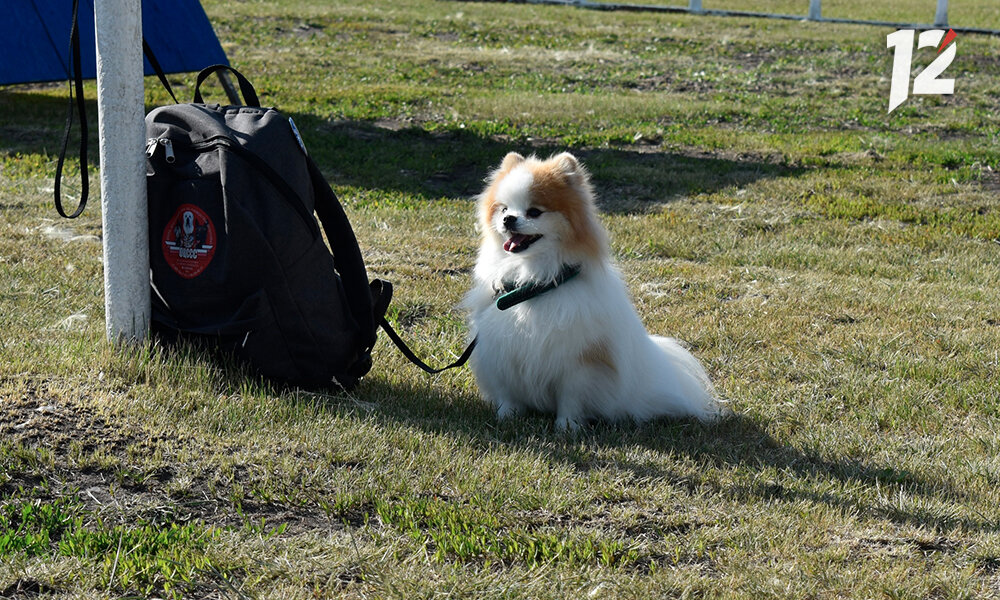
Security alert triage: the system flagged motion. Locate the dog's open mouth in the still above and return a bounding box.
[503,233,542,253]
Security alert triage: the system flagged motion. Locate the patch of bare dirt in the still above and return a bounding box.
[0,380,343,536]
[0,579,59,599]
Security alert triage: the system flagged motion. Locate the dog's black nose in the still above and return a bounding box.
[503,215,518,230]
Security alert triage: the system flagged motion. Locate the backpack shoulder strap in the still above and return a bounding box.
[308,168,475,374]
[142,39,178,104]
[308,158,378,352]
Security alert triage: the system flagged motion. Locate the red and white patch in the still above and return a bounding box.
[162,204,216,279]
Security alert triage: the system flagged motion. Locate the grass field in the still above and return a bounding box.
[2,0,1000,597]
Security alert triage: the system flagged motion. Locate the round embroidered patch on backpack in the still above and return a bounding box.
[162,204,216,279]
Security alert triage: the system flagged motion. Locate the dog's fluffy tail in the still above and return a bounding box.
[649,336,727,422]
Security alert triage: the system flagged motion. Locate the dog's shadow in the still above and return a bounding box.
[329,374,983,534]
[141,336,979,535]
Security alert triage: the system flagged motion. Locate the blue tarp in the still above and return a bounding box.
[1,0,228,85]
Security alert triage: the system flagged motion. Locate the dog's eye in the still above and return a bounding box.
[498,205,508,214]
[526,207,543,218]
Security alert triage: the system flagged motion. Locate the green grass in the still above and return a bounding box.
[0,497,221,598]
[2,0,1000,597]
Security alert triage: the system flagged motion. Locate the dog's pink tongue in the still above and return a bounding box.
[504,234,527,253]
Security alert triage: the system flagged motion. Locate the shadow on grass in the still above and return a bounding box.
[0,88,94,158]
[292,113,805,213]
[343,374,989,534]
[0,89,804,214]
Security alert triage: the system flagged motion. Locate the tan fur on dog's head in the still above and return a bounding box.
[478,152,606,261]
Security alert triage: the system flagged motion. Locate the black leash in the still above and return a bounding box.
[371,279,475,374]
[54,1,179,219]
[54,0,88,219]
[380,317,477,375]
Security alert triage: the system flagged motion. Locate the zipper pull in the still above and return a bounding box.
[145,138,159,158]
[160,138,175,163]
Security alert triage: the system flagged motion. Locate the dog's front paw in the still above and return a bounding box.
[495,400,524,421]
[554,415,582,434]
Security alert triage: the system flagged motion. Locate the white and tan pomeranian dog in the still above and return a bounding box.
[464,152,726,431]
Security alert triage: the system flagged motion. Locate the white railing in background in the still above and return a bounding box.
[787,0,950,26]
[474,0,999,36]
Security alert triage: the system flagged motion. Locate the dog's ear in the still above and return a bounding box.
[487,152,526,185]
[553,152,588,185]
[500,152,525,172]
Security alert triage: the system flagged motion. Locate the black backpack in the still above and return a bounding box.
[55,52,474,386]
[144,66,390,389]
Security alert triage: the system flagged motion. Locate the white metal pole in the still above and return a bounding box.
[808,0,821,20]
[934,0,948,26]
[94,0,149,343]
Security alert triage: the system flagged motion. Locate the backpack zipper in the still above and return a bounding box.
[145,137,175,163]
[148,134,240,158]
[161,138,175,163]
